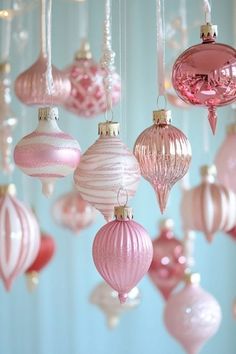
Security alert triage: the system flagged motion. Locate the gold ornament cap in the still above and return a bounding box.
[114,206,133,221]
[227,123,236,134]
[200,164,217,178]
[0,61,11,74]
[200,23,218,40]
[184,272,201,285]
[38,106,59,121]
[98,121,120,136]
[159,218,174,231]
[153,109,172,125]
[75,40,92,60]
[0,184,16,197]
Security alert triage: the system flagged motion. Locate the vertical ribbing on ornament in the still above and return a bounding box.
[203,0,211,23]
[156,0,166,99]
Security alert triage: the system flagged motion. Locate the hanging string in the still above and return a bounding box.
[119,0,127,143]
[183,230,196,271]
[78,0,88,42]
[156,0,166,102]
[203,0,211,23]
[0,15,12,63]
[180,0,188,49]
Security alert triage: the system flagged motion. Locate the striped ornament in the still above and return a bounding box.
[0,185,40,290]
[14,107,81,197]
[181,165,236,242]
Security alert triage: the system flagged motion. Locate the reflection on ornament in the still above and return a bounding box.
[74,121,140,222]
[90,282,141,329]
[165,74,189,109]
[93,206,153,303]
[63,40,121,118]
[164,273,222,354]
[52,190,97,234]
[134,109,191,213]
[172,23,236,134]
[149,219,186,300]
[0,184,40,291]
[181,165,236,242]
[14,106,81,197]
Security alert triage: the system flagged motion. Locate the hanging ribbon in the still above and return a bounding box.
[180,0,188,49]
[156,0,165,99]
[203,0,211,23]
[78,0,88,42]
[183,230,196,271]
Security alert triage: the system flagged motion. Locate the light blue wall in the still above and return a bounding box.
[0,1,235,354]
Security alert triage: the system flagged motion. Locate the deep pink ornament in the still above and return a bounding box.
[149,219,186,300]
[14,107,81,197]
[52,189,97,234]
[172,24,236,134]
[164,273,222,354]
[181,165,236,242]
[92,206,153,303]
[134,109,191,213]
[63,41,121,118]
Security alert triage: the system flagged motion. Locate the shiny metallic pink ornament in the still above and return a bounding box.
[181,165,236,242]
[172,24,236,134]
[0,184,40,291]
[134,109,191,213]
[149,219,186,300]
[14,107,81,197]
[74,121,140,222]
[52,189,97,234]
[63,41,121,118]
[92,206,153,304]
[164,273,222,354]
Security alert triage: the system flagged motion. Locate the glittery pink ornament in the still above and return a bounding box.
[181,165,236,242]
[149,219,186,300]
[134,109,191,213]
[52,189,97,234]
[164,273,222,354]
[14,107,81,197]
[63,41,121,118]
[74,121,140,222]
[172,24,236,134]
[92,206,153,304]
[0,184,40,291]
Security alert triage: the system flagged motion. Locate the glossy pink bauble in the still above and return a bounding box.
[172,28,236,134]
[14,55,71,106]
[181,165,236,242]
[164,274,222,354]
[0,184,40,291]
[149,219,186,300]
[134,110,191,213]
[92,206,153,303]
[52,190,97,234]
[14,107,81,197]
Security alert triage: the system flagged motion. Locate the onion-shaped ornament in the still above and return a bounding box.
[0,184,40,290]
[92,206,153,303]
[74,121,140,222]
[181,165,236,242]
[172,23,236,134]
[134,109,191,213]
[90,282,141,329]
[164,273,222,354]
[149,219,186,300]
[14,106,81,197]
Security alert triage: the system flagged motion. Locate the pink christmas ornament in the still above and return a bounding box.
[149,219,186,300]
[164,273,222,354]
[181,165,236,242]
[165,70,189,109]
[0,184,40,291]
[134,109,191,213]
[90,282,141,329]
[14,107,81,197]
[92,206,153,303]
[63,41,121,118]
[74,121,140,222]
[52,189,97,234]
[172,23,236,134]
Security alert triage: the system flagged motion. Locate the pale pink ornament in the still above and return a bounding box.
[134,109,191,213]
[92,206,153,303]
[148,219,186,300]
[0,184,40,291]
[90,282,141,329]
[172,23,236,134]
[14,107,81,197]
[181,165,236,242]
[63,41,121,118]
[52,189,97,234]
[74,121,140,222]
[164,273,222,354]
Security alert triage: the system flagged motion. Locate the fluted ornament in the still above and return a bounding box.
[92,206,153,303]
[74,121,140,222]
[164,273,222,354]
[181,165,236,242]
[14,107,81,197]
[134,109,191,213]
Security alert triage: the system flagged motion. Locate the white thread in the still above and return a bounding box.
[156,0,165,97]
[78,0,88,41]
[203,0,211,23]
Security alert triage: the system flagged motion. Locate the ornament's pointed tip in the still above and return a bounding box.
[208,108,217,135]
[107,315,119,329]
[155,186,170,214]
[42,180,54,198]
[4,279,12,292]
[206,233,214,243]
[118,292,128,304]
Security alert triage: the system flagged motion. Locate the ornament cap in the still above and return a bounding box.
[75,40,92,60]
[114,206,133,221]
[0,184,16,197]
[98,121,120,136]
[159,218,174,231]
[200,164,217,178]
[0,61,11,74]
[227,123,236,134]
[184,272,201,285]
[200,23,218,41]
[38,107,59,121]
[153,110,172,125]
